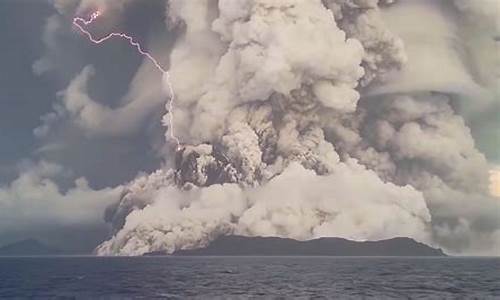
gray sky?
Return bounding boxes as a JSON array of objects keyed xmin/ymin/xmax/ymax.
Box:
[{"xmin": 0, "ymin": 1, "xmax": 54, "ymax": 180}]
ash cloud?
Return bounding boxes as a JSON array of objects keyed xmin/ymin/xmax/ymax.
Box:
[
  {"xmin": 25, "ymin": 0, "xmax": 500, "ymax": 255},
  {"xmin": 0, "ymin": 161, "xmax": 122, "ymax": 251}
]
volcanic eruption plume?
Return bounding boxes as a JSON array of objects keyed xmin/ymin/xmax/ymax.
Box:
[{"xmin": 54, "ymin": 0, "xmax": 500, "ymax": 256}]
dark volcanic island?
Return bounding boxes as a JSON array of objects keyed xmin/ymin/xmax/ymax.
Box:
[{"xmin": 148, "ymin": 236, "xmax": 446, "ymax": 256}]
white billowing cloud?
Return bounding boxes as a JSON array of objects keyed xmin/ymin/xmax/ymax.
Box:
[
  {"xmin": 36, "ymin": 65, "xmax": 165, "ymax": 138},
  {"xmin": 328, "ymin": 92, "xmax": 500, "ymax": 255},
  {"xmin": 421, "ymin": 178, "xmax": 500, "ymax": 256},
  {"xmin": 97, "ymin": 179, "xmax": 246, "ymax": 256},
  {"xmin": 323, "ymin": 0, "xmax": 407, "ymax": 86},
  {"xmin": 453, "ymin": 0, "xmax": 500, "ymax": 36},
  {"xmin": 0, "ymin": 161, "xmax": 122, "ymax": 237},
  {"xmin": 97, "ymin": 161, "xmax": 430, "ymax": 256},
  {"xmin": 237, "ymin": 161, "xmax": 430, "ymax": 242},
  {"xmin": 371, "ymin": 0, "xmax": 484, "ymax": 98},
  {"xmin": 162, "ymin": 0, "xmax": 225, "ymax": 144},
  {"xmin": 167, "ymin": 0, "xmax": 364, "ymax": 144},
  {"xmin": 372, "ymin": 0, "xmax": 499, "ymax": 143},
  {"xmin": 452, "ymin": 0, "xmax": 500, "ymax": 108}
]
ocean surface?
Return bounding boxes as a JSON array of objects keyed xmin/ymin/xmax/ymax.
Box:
[{"xmin": 0, "ymin": 256, "xmax": 499, "ymax": 299}]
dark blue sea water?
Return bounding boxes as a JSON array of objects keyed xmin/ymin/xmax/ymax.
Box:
[{"xmin": 0, "ymin": 256, "xmax": 499, "ymax": 299}]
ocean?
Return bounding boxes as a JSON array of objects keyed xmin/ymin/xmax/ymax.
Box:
[{"xmin": 0, "ymin": 256, "xmax": 499, "ymax": 299}]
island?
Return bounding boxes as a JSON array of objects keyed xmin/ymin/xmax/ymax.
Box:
[{"xmin": 167, "ymin": 236, "xmax": 446, "ymax": 256}]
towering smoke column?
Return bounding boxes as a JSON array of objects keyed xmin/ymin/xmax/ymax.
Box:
[{"xmin": 61, "ymin": 0, "xmax": 499, "ymax": 255}]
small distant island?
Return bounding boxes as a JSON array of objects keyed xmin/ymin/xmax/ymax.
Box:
[
  {"xmin": 0, "ymin": 239, "xmax": 61, "ymax": 256},
  {"xmin": 164, "ymin": 236, "xmax": 446, "ymax": 257}
]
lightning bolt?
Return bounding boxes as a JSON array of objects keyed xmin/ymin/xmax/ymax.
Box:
[{"xmin": 73, "ymin": 11, "xmax": 181, "ymax": 148}]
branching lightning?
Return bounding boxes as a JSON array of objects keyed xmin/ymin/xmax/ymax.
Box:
[{"xmin": 73, "ymin": 11, "xmax": 180, "ymax": 148}]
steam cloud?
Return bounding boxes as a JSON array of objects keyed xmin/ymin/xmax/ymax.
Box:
[{"xmin": 41, "ymin": 0, "xmax": 500, "ymax": 256}]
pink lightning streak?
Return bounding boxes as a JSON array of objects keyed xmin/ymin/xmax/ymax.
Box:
[{"xmin": 73, "ymin": 11, "xmax": 180, "ymax": 148}]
